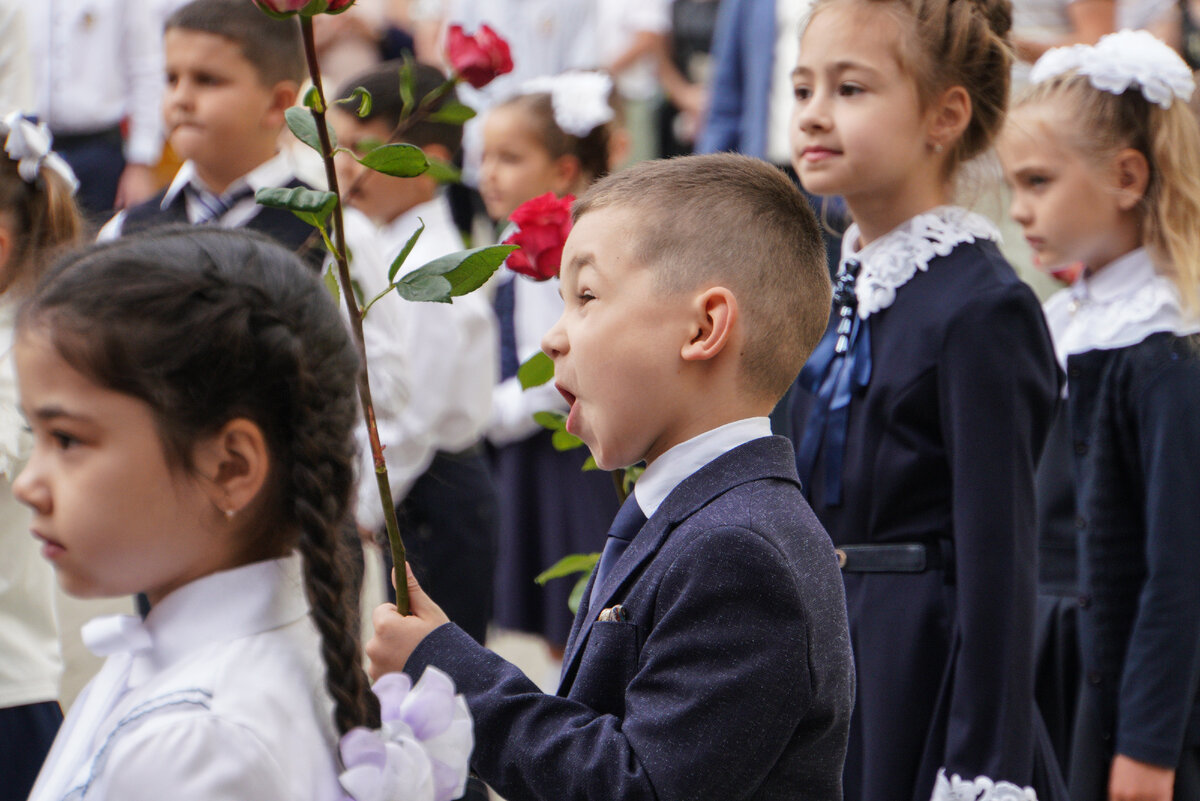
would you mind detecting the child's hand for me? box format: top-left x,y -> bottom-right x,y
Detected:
1109,754 -> 1174,801
365,563 -> 450,680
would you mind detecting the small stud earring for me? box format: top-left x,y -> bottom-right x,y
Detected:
932,142 -> 944,154
225,508 -> 236,520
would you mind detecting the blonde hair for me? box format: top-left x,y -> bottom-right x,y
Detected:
0,157 -> 82,296
807,0 -> 1014,180
1014,75 -> 1200,311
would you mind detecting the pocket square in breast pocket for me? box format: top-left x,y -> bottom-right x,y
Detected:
597,604 -> 629,623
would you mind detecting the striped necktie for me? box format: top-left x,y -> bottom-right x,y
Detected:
187,183 -> 254,224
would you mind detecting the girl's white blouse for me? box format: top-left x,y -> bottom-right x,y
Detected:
29,554 -> 344,801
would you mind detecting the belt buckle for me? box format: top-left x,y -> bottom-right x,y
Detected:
835,548 -> 847,569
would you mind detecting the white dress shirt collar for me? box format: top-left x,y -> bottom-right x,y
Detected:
1042,247 -> 1200,368
632,417 -> 773,518
162,152 -> 296,220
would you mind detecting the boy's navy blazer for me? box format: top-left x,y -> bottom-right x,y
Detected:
405,435 -> 854,801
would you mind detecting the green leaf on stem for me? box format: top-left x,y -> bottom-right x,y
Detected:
552,428 -> 584,451
533,410 -> 566,431
623,464 -> 645,495
398,54 -> 416,117
323,264 -> 340,302
336,86 -> 373,118
582,455 -> 599,471
408,244 -> 516,299
358,143 -> 429,177
532,410 -> 585,451
427,100 -> 476,124
303,85 -> 326,113
567,574 -> 591,614
388,220 -> 425,281
255,186 -> 338,226
518,351 -> 554,389
535,552 -> 600,585
424,158 -> 461,184
286,106 -> 336,153
393,272 -> 452,303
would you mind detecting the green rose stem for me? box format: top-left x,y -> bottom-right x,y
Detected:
300,15 -> 410,615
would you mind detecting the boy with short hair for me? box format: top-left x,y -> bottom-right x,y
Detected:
329,63 -> 499,645
98,0 -> 319,262
368,152 -> 854,801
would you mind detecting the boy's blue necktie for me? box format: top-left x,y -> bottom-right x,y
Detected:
588,494 -> 647,613
188,183 -> 254,225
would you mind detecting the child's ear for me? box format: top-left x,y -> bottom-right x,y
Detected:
681,287 -> 738,362
551,154 -> 584,196
1113,147 -> 1150,210
264,80 -> 301,129
0,222 -> 12,274
926,85 -> 972,156
194,418 -> 271,519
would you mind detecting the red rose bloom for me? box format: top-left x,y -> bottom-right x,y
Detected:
503,193 -> 574,281
253,0 -> 354,16
445,24 -> 514,89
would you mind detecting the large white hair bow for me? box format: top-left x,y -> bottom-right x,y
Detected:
1030,29 -> 1194,109
1,111 -> 80,194
520,71 -> 615,137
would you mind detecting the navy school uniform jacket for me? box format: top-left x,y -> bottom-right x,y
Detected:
404,435 -> 855,801
1068,332 -> 1200,767
788,227 -> 1062,801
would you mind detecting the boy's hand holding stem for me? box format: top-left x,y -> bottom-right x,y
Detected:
252,2 -> 515,615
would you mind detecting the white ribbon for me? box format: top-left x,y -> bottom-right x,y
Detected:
1030,29 -> 1194,109
1,110 -> 80,194
520,72 -> 615,138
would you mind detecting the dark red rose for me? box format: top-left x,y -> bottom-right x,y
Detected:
445,24 -> 514,89
503,193 -> 574,281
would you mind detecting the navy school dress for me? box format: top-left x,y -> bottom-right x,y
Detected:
1040,249 -> 1200,801
788,207 -> 1065,801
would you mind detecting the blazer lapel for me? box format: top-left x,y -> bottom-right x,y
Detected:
557,436 -> 802,694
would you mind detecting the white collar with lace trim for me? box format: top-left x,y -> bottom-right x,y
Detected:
1042,247 -> 1200,368
840,206 -> 1001,319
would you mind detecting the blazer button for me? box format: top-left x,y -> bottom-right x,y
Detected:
1074,441 -> 1089,456
1078,595 -> 1092,609
1088,671 -> 1102,686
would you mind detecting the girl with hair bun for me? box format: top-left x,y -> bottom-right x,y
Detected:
787,0 -> 1064,797
999,31 -> 1200,801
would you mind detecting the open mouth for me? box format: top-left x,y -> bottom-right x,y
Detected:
556,384 -> 576,407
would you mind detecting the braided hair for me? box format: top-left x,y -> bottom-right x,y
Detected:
17,226 -> 380,734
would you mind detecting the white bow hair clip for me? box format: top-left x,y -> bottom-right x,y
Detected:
1030,29 -> 1195,109
520,71 -> 615,137
1,111 -> 80,194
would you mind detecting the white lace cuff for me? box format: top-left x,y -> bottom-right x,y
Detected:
930,768 -> 1038,801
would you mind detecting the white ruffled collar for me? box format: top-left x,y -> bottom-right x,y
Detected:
842,206 -> 1001,319
1043,247 -> 1200,368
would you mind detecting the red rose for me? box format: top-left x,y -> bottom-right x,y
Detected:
445,24 -> 514,89
503,193 -> 574,281
252,0 -> 354,18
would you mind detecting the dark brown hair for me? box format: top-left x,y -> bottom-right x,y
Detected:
0,155 -> 82,296
494,89 -> 613,184
167,0 -> 306,86
575,153 -> 832,401
336,61 -> 463,156
17,227 -> 379,736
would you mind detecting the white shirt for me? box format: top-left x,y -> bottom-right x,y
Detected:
26,0 -> 164,165
29,554 -> 343,801
633,417 -> 773,517
0,1 -> 33,112
98,152 -> 301,240
766,0 -> 814,165
0,300 -> 63,709
443,0 -> 600,185
596,0 -> 671,102
1043,247 -> 1200,369
486,272 -> 568,446
353,195 -> 499,530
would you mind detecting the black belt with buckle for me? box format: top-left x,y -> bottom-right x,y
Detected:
835,541 -> 952,574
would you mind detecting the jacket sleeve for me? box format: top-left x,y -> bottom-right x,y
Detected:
936,284 -> 1061,784
696,0 -> 748,154
1116,341 -> 1200,767
405,526 -> 818,801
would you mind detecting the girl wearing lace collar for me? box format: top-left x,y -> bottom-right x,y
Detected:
787,1 -> 1063,799
998,31 -> 1200,801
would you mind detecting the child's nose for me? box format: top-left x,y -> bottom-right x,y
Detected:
541,314 -> 568,360
794,91 -> 831,134
11,459 -> 49,515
